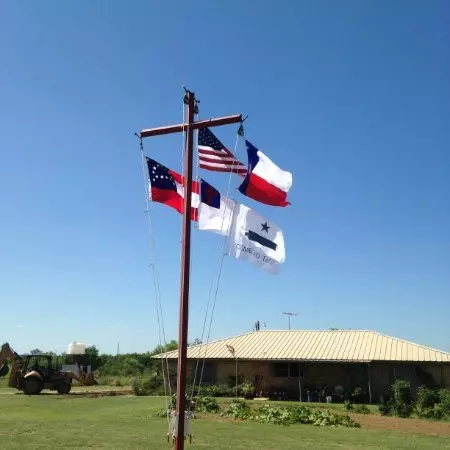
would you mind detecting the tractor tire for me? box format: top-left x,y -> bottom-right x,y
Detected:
23,377 -> 43,395
56,383 -> 71,395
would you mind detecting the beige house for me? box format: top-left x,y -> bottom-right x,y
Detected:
157,330 -> 450,403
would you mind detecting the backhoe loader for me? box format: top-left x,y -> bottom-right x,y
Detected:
0,343 -> 96,395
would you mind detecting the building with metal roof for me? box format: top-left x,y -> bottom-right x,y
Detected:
157,330 -> 450,403
158,330 -> 450,363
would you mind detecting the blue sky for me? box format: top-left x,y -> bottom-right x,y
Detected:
1,1 -> 449,354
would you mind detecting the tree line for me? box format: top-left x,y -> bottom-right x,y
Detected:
26,340 -> 179,376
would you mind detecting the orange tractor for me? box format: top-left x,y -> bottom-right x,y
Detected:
0,342 -> 96,395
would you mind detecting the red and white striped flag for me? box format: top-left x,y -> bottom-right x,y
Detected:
198,128 -> 247,177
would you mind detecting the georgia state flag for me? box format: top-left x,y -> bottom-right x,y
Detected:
238,141 -> 292,207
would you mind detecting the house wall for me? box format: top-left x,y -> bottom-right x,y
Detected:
370,362 -> 450,401
167,359 -> 450,402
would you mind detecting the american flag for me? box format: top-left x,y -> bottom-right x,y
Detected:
198,128 -> 247,176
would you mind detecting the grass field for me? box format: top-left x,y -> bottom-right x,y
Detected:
1,389 -> 450,449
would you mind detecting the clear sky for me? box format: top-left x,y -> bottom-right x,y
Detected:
1,1 -> 449,355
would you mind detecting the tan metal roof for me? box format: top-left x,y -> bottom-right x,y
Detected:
156,330 -> 450,363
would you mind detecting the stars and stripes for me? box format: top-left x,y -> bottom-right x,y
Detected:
198,128 -> 247,176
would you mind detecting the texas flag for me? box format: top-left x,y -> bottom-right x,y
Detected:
238,141 -> 292,207
146,157 -> 199,220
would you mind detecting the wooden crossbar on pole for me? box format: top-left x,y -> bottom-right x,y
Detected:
139,114 -> 242,138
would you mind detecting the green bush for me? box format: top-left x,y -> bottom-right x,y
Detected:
431,403 -> 445,420
439,389 -> 450,415
240,380 -> 254,398
416,386 -> 438,409
351,387 -> 365,403
253,404 -> 294,425
221,399 -> 252,420
132,373 -> 165,396
195,396 -> 220,413
416,386 -> 439,418
132,379 -> 146,396
391,380 -> 413,418
197,383 -> 235,398
343,400 -> 353,411
378,401 -> 391,416
221,401 -> 360,428
354,404 -> 371,414
191,381 -> 256,398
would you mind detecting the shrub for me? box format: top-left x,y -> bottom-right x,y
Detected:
416,386 -> 439,418
378,401 -> 391,416
343,400 -> 353,411
439,389 -> 450,415
132,373 -> 166,396
198,384 -> 235,398
431,403 -> 445,420
416,386 -> 438,409
132,379 -> 144,396
253,404 -> 294,425
354,404 -> 371,414
351,387 -> 365,403
195,396 -> 220,413
391,380 -> 413,418
240,380 -> 254,399
221,401 -> 360,428
288,406 -> 360,428
221,399 -> 252,420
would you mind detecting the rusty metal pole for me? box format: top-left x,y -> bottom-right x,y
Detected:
174,90 -> 195,450
138,90 -> 242,449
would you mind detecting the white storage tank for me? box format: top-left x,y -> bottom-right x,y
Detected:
67,342 -> 86,355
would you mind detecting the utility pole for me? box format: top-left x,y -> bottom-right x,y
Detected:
139,89 -> 241,450
282,312 -> 298,330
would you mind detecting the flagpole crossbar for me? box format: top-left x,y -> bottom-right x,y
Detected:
138,114 -> 242,138
139,89 -> 242,450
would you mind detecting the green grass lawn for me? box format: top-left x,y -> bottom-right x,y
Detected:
0,393 -> 449,449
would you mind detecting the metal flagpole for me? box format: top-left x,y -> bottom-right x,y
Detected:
138,89 -> 241,450
175,90 -> 195,448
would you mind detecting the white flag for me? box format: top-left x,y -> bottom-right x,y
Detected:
227,203 -> 286,274
198,179 -> 235,236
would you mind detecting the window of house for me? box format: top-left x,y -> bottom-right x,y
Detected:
273,362 -> 300,378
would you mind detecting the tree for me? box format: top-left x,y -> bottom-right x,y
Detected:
84,345 -> 100,370
150,340 -> 178,356
30,349 -> 43,355
85,345 -> 99,359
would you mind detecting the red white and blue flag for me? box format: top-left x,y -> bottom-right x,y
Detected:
238,141 -> 292,207
198,128 -> 247,176
146,157 -> 199,221
198,179 -> 235,236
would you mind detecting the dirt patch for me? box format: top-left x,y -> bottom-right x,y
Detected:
201,412 -> 450,437
59,390 -> 134,398
350,413 -> 450,436
71,390 -> 133,397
